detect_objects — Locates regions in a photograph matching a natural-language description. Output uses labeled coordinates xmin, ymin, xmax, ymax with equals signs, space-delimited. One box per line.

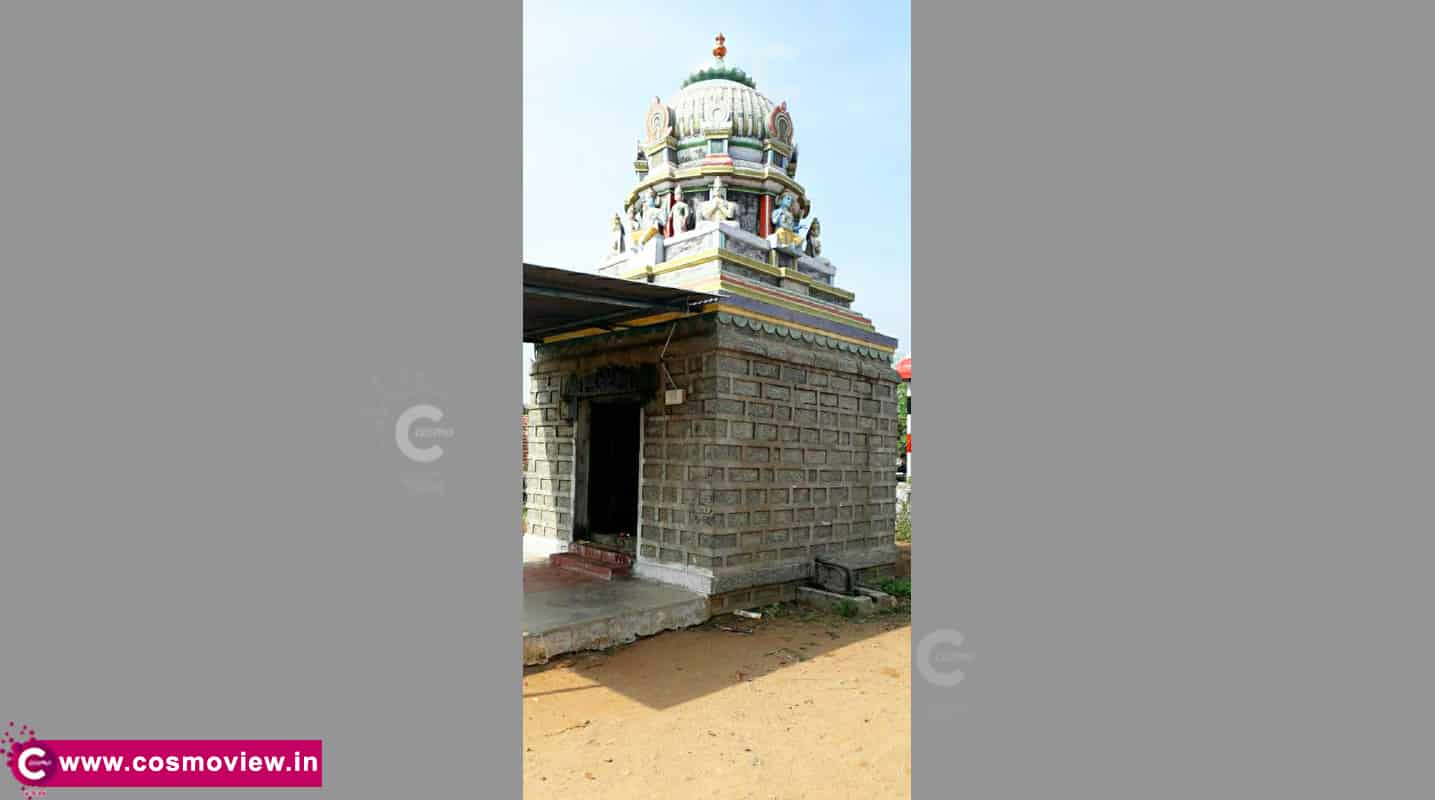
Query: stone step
xmin=569 ymin=541 xmax=634 ymax=568
xmin=550 ymin=552 xmax=632 ymax=581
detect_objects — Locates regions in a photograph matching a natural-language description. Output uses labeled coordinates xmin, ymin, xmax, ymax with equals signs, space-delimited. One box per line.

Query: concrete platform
xmin=523 ymin=562 xmax=708 ymax=665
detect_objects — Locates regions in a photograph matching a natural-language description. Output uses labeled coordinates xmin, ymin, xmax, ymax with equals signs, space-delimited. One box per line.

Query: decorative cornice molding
xmin=535 ymin=301 xmax=895 ymax=360
xmin=716 ymin=279 xmax=871 ymax=330
xmin=713 ymin=309 xmax=895 ymax=359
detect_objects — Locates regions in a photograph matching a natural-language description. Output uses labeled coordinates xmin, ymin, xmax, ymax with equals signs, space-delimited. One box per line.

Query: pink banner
xmin=8 ymin=740 xmax=322 ymax=788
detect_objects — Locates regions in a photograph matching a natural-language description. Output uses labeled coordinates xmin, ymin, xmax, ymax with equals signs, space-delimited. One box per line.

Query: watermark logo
xmin=916 ymin=628 xmax=973 ymax=688
xmin=5 ymin=724 xmax=50 ymax=798
xmin=5 ymin=724 xmax=322 ymax=793
xmin=395 ymin=403 xmax=452 ymax=463
xmin=13 ymin=744 xmax=54 ymax=787
xmin=362 ymin=371 xmax=453 ymax=495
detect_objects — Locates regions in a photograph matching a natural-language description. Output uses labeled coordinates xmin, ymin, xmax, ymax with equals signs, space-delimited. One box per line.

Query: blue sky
xmin=523 ymin=0 xmax=910 ymax=399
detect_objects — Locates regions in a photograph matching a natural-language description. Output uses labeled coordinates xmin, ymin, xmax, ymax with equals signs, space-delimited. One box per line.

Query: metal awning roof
xmin=523 ymin=263 xmax=716 ymax=343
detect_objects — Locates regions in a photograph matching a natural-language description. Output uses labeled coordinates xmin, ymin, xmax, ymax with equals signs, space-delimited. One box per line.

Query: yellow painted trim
xmin=658 ymin=250 xmax=721 ymax=275
xmin=703 ymin=251 xmax=855 ymax=301
xmin=617 ymin=310 xmax=692 ymax=328
xmin=763 ymin=140 xmax=794 ymax=156
xmin=718 ymin=282 xmax=876 ymax=331
xmin=659 ymin=267 xmax=868 ymax=330
xmin=643 ymin=137 xmax=676 ymax=157
xmin=536 ymin=299 xmax=892 ymax=354
xmin=540 ymin=310 xmax=697 ymax=344
xmin=628 ymin=283 xmax=882 ymax=348
xmin=719 ymin=278 xmax=872 ymax=327
xmin=598 ymin=285 xmax=886 ymax=352
xmin=721 ymin=276 xmax=867 ymax=324
xmin=782 ymin=269 xmax=856 ymax=301
xmin=620 ymin=248 xmax=723 ymax=281
xmin=712 ymin=304 xmax=896 ymax=353
xmin=621 ymin=247 xmax=862 ymax=313
xmin=542 ymin=327 xmax=610 ymax=343
xmin=696 ymin=248 xmax=854 ymax=301
xmin=710 ymin=247 xmax=778 ymax=277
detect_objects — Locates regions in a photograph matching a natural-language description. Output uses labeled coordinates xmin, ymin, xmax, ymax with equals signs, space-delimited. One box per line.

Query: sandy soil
xmin=523 ymin=604 xmax=912 ymax=799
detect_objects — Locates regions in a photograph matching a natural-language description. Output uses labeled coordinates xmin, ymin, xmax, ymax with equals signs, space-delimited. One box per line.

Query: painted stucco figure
xmin=610 ymin=212 xmax=626 ymax=253
xmin=697 ymin=176 xmax=737 ymax=222
xmin=670 ymin=186 xmax=691 ymax=234
xmin=625 ymin=202 xmax=643 ymax=251
xmin=803 ymin=217 xmax=822 ymax=257
xmin=637 ymin=189 xmax=667 ymax=246
xmin=771 ymin=192 xmax=806 ymax=248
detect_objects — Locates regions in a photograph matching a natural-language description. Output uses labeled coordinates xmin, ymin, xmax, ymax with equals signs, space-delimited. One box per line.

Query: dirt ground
xmin=523 ymin=596 xmax=912 ymax=799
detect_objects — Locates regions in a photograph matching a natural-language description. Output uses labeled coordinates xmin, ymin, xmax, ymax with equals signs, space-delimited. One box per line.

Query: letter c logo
xmin=396 ymin=404 xmax=445 ymax=463
xmin=916 ymin=629 xmax=972 ymax=688
xmin=18 ymin=745 xmax=49 ymax=781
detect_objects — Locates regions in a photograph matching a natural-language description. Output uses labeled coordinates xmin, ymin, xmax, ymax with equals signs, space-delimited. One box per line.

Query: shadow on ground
xmin=522 ymin=600 xmax=911 ymax=711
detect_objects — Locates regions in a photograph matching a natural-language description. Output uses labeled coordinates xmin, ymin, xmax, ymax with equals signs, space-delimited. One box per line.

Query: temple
xmin=524 ymin=35 xmax=902 ymax=610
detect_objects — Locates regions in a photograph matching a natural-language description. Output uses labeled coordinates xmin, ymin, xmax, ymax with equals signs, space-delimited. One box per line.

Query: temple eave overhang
xmin=539 ymin=298 xmax=897 ymax=357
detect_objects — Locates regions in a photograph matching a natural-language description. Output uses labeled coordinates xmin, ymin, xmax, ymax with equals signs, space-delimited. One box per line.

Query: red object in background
xmin=895 ymin=356 xmax=911 ymax=380
xmin=906 ymin=433 xmax=912 ymax=453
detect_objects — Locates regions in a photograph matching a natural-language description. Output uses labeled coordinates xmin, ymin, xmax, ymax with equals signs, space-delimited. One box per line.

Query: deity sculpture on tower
xmin=610 ymin=212 xmax=626 ymax=253
xmin=670 ymin=186 xmax=691 ymax=234
xmin=624 ymin=201 xmax=643 ymax=251
xmin=697 ymin=176 xmax=737 ymax=222
xmin=770 ymin=192 xmax=807 ymax=248
xmin=803 ymin=217 xmax=822 ymax=257
xmin=637 ymin=188 xmax=667 ymax=246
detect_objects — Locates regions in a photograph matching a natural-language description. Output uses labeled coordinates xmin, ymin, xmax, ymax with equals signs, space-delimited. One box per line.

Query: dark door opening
xmin=583 ymin=400 xmax=640 ymax=547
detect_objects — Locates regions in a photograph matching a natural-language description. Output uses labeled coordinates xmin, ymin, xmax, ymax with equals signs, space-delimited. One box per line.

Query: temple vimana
xmin=524 ymin=34 xmax=902 ymax=610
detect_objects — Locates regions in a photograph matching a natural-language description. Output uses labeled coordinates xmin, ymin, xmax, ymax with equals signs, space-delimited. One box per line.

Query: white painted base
xmin=523 ymin=534 xmax=569 ymax=561
xmin=596 ymin=252 xmax=630 ymax=276
xmin=714 ymin=220 xmax=765 ymax=250
xmin=630 ymin=235 xmax=665 ymax=268
xmin=633 ymin=559 xmax=714 ymax=595
xmin=667 ymin=221 xmax=719 ymax=248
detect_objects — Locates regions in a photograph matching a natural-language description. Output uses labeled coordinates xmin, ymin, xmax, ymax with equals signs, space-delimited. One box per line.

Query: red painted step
xmin=549 ymin=552 xmax=632 ymax=581
xmin=569 ymin=541 xmax=634 ymax=568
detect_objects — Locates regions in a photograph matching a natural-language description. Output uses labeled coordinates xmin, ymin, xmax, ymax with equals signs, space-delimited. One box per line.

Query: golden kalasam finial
xmin=713 ymin=33 xmax=727 ymax=59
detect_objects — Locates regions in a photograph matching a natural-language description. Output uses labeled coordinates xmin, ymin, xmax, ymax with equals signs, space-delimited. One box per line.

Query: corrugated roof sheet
xmin=523 ymin=263 xmax=716 ymax=343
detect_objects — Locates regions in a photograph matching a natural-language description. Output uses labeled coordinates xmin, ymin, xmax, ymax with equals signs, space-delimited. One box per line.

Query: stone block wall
xmin=522 ymin=369 xmax=573 ymax=541
xmin=524 ymin=311 xmax=901 ymax=598
xmin=636 ymin=316 xmax=901 ymax=594
xmin=523 ymin=317 xmax=717 ymax=546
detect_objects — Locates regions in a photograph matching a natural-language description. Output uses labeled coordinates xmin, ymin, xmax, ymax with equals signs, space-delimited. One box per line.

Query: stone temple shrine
xmin=523 ymin=34 xmax=902 ymax=613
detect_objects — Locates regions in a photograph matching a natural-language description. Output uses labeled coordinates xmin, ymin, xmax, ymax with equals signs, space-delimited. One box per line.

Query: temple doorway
xmin=577 ymin=398 xmax=641 ymax=555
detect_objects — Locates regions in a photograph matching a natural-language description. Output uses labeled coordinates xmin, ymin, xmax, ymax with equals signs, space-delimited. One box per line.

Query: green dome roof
xmin=681 ymin=62 xmax=756 ymax=90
